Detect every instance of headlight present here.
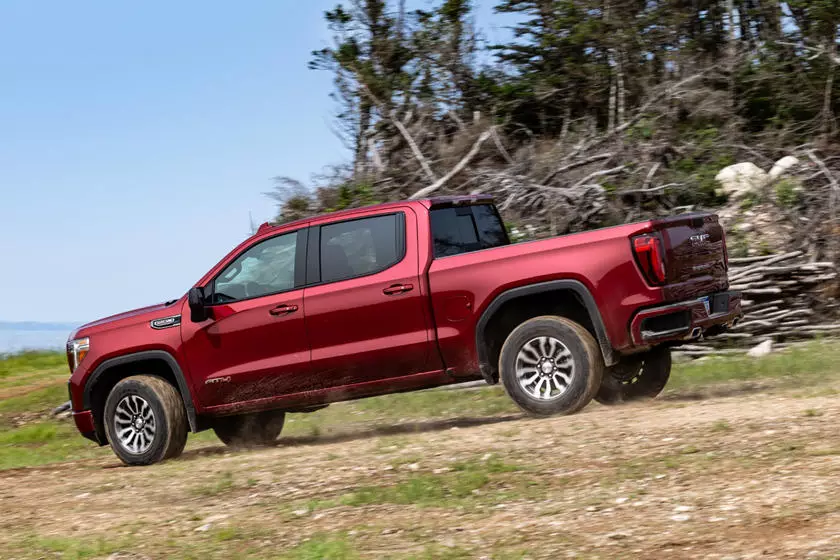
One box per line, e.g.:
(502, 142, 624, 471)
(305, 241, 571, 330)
(66, 337, 90, 373)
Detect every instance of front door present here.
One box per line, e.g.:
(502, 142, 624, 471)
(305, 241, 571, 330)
(303, 209, 442, 390)
(181, 229, 310, 409)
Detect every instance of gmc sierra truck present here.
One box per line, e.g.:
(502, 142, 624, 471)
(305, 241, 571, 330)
(66, 195, 741, 465)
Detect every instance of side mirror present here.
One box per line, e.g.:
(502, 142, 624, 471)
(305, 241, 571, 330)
(188, 287, 211, 323)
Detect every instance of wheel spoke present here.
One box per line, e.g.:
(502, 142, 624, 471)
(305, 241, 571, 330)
(533, 377, 544, 397)
(518, 353, 539, 366)
(522, 344, 540, 362)
(522, 373, 540, 385)
(516, 365, 537, 378)
(556, 350, 572, 364)
(547, 337, 558, 358)
(515, 335, 576, 401)
(114, 395, 155, 455)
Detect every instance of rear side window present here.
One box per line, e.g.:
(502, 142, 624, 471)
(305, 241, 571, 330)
(320, 214, 404, 283)
(430, 204, 509, 258)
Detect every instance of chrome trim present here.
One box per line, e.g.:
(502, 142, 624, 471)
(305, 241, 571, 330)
(150, 315, 181, 330)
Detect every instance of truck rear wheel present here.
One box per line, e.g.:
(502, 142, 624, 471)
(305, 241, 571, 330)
(596, 346, 672, 405)
(499, 316, 603, 417)
(103, 375, 188, 466)
(212, 411, 286, 448)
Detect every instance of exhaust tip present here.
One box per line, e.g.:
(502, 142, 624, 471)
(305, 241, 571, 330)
(689, 327, 702, 339)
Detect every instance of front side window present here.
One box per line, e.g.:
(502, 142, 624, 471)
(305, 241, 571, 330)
(210, 231, 298, 303)
(320, 214, 402, 283)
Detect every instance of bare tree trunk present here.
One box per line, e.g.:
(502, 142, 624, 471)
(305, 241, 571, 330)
(608, 61, 616, 134)
(558, 104, 571, 147)
(822, 42, 836, 136)
(727, 0, 738, 110)
(355, 101, 372, 176)
(617, 52, 626, 129)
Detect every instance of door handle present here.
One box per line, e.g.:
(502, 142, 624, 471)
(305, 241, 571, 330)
(269, 304, 299, 316)
(383, 283, 414, 296)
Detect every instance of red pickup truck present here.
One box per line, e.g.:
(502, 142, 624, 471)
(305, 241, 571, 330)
(67, 196, 741, 465)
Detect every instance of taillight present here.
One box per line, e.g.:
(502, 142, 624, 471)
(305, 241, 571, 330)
(633, 234, 666, 285)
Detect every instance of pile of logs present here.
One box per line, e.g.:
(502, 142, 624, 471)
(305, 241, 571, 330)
(683, 251, 839, 356)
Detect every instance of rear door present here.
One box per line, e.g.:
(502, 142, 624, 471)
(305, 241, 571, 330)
(652, 213, 729, 302)
(303, 208, 441, 390)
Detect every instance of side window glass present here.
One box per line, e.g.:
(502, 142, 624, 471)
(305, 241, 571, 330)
(211, 231, 297, 303)
(430, 205, 509, 258)
(472, 204, 509, 248)
(430, 208, 480, 257)
(320, 214, 401, 283)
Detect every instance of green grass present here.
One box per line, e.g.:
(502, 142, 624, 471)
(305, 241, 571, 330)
(191, 471, 236, 497)
(0, 384, 69, 415)
(669, 341, 840, 389)
(0, 422, 108, 469)
(339, 457, 525, 509)
(0, 351, 66, 379)
(711, 420, 732, 432)
(0, 342, 839, 471)
(280, 533, 359, 560)
(19, 535, 135, 560)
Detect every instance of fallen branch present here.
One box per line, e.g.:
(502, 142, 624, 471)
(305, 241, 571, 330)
(621, 183, 686, 195)
(728, 251, 804, 281)
(541, 152, 614, 185)
(360, 84, 438, 183)
(409, 129, 494, 200)
(491, 127, 515, 165)
(570, 165, 626, 189)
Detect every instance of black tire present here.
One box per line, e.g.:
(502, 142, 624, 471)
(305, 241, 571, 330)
(212, 410, 286, 448)
(103, 375, 188, 466)
(596, 346, 672, 405)
(499, 316, 604, 417)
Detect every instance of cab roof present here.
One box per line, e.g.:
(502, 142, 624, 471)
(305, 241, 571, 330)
(254, 195, 495, 237)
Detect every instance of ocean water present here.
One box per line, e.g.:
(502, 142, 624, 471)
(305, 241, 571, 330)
(0, 329, 73, 355)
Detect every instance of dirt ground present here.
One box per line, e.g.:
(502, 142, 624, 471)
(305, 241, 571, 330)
(3, 385, 840, 559)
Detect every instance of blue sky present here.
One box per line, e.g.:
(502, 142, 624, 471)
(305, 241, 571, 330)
(0, 1, 511, 323)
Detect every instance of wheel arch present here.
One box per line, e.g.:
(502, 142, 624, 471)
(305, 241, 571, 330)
(83, 350, 198, 441)
(475, 280, 617, 383)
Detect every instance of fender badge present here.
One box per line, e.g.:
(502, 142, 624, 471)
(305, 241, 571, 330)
(205, 377, 232, 385)
(151, 315, 181, 330)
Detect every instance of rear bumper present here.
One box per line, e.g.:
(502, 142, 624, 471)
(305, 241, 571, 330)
(629, 290, 742, 346)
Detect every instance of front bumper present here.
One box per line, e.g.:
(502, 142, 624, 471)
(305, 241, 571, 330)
(629, 290, 742, 346)
(72, 410, 102, 444)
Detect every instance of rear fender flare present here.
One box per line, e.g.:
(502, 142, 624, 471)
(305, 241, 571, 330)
(475, 280, 617, 382)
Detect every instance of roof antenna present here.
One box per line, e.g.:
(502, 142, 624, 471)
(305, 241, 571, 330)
(248, 212, 257, 236)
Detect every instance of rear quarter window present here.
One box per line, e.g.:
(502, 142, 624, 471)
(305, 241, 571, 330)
(430, 204, 510, 258)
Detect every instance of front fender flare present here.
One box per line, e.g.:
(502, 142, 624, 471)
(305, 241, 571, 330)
(82, 350, 198, 432)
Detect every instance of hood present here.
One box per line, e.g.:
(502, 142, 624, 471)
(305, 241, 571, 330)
(71, 298, 183, 338)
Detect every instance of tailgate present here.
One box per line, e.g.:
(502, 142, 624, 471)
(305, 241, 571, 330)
(651, 213, 729, 302)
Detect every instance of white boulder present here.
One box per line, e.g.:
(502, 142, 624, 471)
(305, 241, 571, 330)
(747, 340, 774, 358)
(715, 162, 768, 199)
(768, 156, 799, 181)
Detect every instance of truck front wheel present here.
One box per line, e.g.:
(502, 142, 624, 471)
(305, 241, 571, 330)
(103, 375, 188, 466)
(212, 411, 286, 448)
(499, 316, 604, 417)
(596, 346, 672, 405)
